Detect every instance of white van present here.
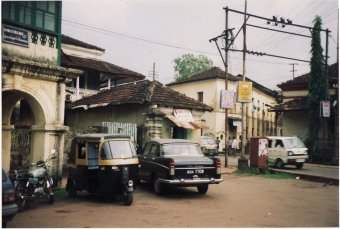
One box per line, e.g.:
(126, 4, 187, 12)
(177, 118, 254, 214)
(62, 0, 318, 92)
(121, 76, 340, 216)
(267, 136, 308, 169)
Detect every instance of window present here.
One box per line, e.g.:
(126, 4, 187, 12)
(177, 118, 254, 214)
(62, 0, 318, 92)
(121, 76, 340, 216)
(149, 144, 158, 156)
(197, 92, 203, 102)
(77, 143, 86, 159)
(2, 1, 59, 33)
(100, 140, 136, 159)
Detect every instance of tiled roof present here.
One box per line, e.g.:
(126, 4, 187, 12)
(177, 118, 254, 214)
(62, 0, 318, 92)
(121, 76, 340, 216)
(62, 34, 105, 52)
(167, 67, 277, 98)
(69, 80, 213, 111)
(270, 97, 308, 112)
(278, 63, 338, 88)
(61, 52, 145, 80)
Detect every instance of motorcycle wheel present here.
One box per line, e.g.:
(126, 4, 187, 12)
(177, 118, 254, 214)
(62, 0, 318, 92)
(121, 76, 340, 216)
(15, 182, 27, 211)
(123, 193, 133, 206)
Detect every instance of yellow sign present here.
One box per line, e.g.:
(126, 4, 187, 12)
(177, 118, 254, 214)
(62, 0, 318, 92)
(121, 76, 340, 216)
(237, 81, 253, 103)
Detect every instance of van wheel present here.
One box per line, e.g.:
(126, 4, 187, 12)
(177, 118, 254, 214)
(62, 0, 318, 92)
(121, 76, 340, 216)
(295, 163, 304, 169)
(123, 193, 133, 206)
(153, 175, 164, 195)
(197, 184, 209, 194)
(275, 159, 284, 169)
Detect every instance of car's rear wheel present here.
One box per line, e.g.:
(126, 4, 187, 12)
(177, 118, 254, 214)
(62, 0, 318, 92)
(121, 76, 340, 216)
(275, 159, 284, 169)
(295, 163, 304, 169)
(153, 175, 164, 195)
(197, 184, 209, 194)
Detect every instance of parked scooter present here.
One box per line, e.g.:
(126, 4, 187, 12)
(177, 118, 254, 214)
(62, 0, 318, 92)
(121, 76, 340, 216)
(13, 155, 57, 210)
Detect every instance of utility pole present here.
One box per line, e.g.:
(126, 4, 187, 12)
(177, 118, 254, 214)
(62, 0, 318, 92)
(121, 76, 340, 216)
(152, 62, 156, 81)
(289, 63, 298, 78)
(239, 0, 248, 168)
(224, 7, 229, 168)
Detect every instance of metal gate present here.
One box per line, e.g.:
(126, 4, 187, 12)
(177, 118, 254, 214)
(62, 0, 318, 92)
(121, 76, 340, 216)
(10, 127, 31, 170)
(102, 121, 137, 142)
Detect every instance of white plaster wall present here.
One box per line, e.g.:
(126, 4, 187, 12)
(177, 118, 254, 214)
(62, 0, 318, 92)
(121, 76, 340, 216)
(62, 43, 104, 59)
(283, 111, 309, 141)
(169, 77, 278, 140)
(2, 29, 58, 64)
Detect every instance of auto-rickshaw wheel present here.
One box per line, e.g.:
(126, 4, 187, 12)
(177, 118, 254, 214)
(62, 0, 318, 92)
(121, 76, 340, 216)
(67, 178, 77, 198)
(123, 192, 133, 206)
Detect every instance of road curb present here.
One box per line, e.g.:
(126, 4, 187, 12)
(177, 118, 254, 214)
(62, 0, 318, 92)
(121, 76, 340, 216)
(268, 168, 339, 185)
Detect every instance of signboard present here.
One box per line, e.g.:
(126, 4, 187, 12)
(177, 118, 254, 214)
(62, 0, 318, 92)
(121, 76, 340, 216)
(237, 81, 253, 103)
(174, 109, 194, 122)
(220, 90, 235, 109)
(321, 101, 330, 117)
(2, 25, 29, 47)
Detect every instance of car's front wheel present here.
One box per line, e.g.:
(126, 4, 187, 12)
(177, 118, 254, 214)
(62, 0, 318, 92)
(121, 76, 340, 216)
(153, 175, 164, 195)
(197, 184, 209, 194)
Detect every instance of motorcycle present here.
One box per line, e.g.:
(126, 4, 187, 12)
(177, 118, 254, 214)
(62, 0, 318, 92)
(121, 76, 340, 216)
(13, 156, 56, 210)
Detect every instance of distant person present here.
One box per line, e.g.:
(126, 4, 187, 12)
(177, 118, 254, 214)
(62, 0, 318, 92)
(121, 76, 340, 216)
(231, 137, 238, 157)
(216, 137, 220, 152)
(227, 137, 232, 155)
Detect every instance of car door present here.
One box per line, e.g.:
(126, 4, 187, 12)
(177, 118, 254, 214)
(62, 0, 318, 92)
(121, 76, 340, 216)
(138, 142, 151, 181)
(273, 139, 286, 162)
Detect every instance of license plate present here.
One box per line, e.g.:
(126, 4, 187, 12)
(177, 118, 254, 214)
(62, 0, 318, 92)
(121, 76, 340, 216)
(296, 159, 305, 163)
(187, 169, 204, 174)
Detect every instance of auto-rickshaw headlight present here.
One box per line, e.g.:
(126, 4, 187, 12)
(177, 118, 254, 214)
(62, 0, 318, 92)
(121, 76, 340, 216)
(128, 180, 134, 187)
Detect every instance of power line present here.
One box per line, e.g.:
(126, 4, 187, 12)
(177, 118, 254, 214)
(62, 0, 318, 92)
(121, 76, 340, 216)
(63, 18, 305, 67)
(63, 18, 219, 56)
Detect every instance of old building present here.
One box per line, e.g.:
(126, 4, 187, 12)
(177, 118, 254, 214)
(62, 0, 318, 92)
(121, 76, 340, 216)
(167, 67, 280, 150)
(273, 63, 338, 163)
(66, 80, 212, 152)
(61, 34, 145, 101)
(2, 1, 82, 182)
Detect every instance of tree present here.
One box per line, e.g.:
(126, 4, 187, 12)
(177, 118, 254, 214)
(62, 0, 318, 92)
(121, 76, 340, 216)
(173, 54, 213, 81)
(306, 16, 330, 160)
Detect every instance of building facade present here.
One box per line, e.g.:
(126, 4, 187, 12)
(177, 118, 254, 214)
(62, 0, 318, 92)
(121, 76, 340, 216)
(274, 63, 338, 163)
(168, 67, 280, 150)
(2, 1, 81, 183)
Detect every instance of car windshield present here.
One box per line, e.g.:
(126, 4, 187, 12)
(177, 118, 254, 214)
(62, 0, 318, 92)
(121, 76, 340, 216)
(161, 143, 204, 156)
(202, 138, 215, 144)
(101, 140, 137, 159)
(283, 138, 306, 149)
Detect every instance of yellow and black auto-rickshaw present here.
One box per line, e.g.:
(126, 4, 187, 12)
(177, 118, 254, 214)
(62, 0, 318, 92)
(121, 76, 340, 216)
(66, 134, 139, 205)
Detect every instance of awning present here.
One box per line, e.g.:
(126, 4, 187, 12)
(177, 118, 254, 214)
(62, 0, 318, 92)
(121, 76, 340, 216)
(165, 115, 209, 130)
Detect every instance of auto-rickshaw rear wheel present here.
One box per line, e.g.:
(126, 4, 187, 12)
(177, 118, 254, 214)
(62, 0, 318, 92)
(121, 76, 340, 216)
(123, 192, 133, 206)
(67, 178, 77, 198)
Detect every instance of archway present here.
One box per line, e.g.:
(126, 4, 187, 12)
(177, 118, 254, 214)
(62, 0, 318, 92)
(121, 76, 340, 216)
(2, 90, 46, 171)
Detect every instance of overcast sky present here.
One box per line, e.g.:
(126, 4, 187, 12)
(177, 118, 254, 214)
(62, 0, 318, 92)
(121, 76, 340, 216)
(62, 0, 338, 90)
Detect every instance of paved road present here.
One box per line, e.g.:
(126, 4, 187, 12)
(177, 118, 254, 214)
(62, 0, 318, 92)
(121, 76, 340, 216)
(7, 174, 339, 228)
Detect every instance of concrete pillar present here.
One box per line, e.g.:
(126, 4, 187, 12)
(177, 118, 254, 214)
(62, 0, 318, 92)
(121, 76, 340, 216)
(31, 124, 68, 186)
(144, 108, 165, 141)
(2, 125, 14, 171)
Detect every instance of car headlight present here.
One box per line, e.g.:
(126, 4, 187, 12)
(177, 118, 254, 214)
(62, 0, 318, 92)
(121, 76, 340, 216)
(288, 151, 294, 156)
(128, 180, 134, 187)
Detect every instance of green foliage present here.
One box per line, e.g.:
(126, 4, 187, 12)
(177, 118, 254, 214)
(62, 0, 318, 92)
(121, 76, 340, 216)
(173, 54, 213, 82)
(306, 16, 330, 156)
(53, 188, 68, 200)
(236, 167, 295, 179)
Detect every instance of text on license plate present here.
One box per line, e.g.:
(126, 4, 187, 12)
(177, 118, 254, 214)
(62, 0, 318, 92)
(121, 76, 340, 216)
(187, 169, 204, 174)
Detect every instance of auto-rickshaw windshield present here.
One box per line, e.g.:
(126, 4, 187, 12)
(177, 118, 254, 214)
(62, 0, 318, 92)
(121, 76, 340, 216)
(101, 140, 137, 159)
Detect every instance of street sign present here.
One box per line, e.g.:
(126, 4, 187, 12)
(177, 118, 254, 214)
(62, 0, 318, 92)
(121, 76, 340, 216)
(321, 101, 330, 117)
(220, 90, 235, 109)
(237, 81, 253, 103)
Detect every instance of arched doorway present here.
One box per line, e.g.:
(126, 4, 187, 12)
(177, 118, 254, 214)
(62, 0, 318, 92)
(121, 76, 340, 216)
(2, 90, 46, 172)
